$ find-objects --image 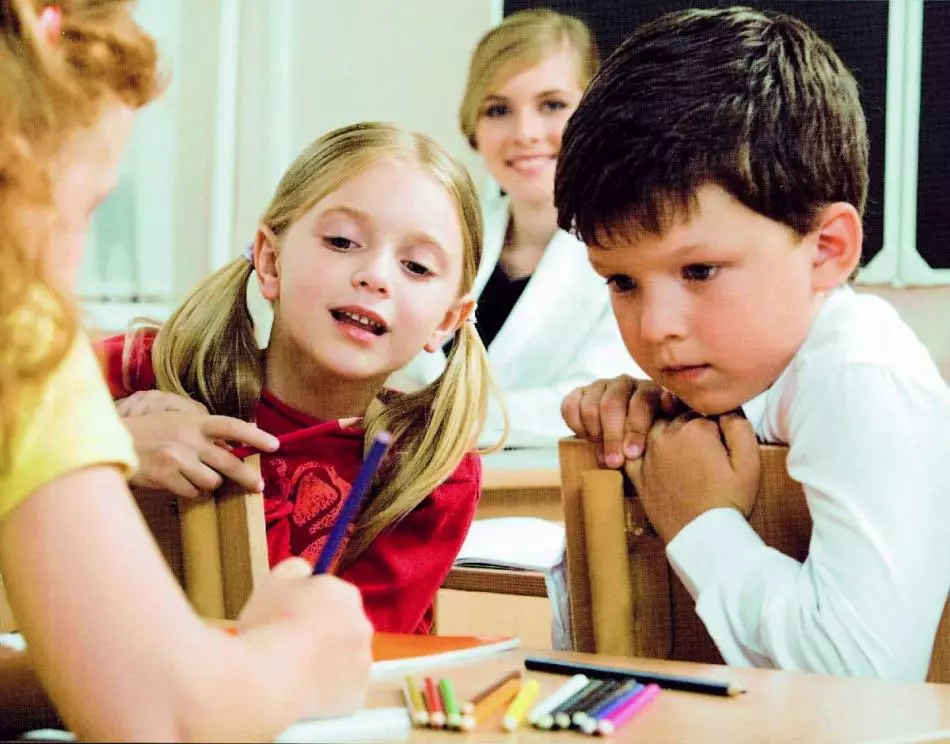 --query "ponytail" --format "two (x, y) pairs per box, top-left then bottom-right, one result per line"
(134, 258), (262, 420)
(344, 321), (507, 560)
